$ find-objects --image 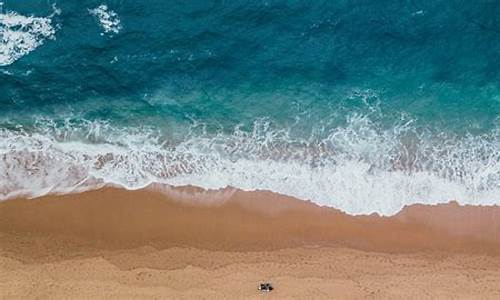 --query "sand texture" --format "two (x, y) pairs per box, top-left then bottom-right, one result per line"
(1, 187), (500, 299)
